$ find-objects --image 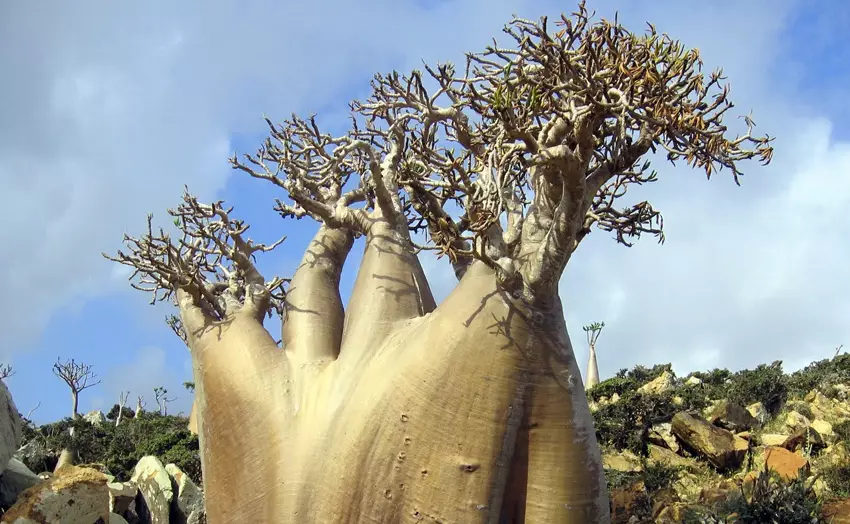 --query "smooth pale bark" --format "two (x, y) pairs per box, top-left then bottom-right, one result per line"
(585, 344), (600, 390)
(188, 400), (198, 435)
(185, 238), (608, 522)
